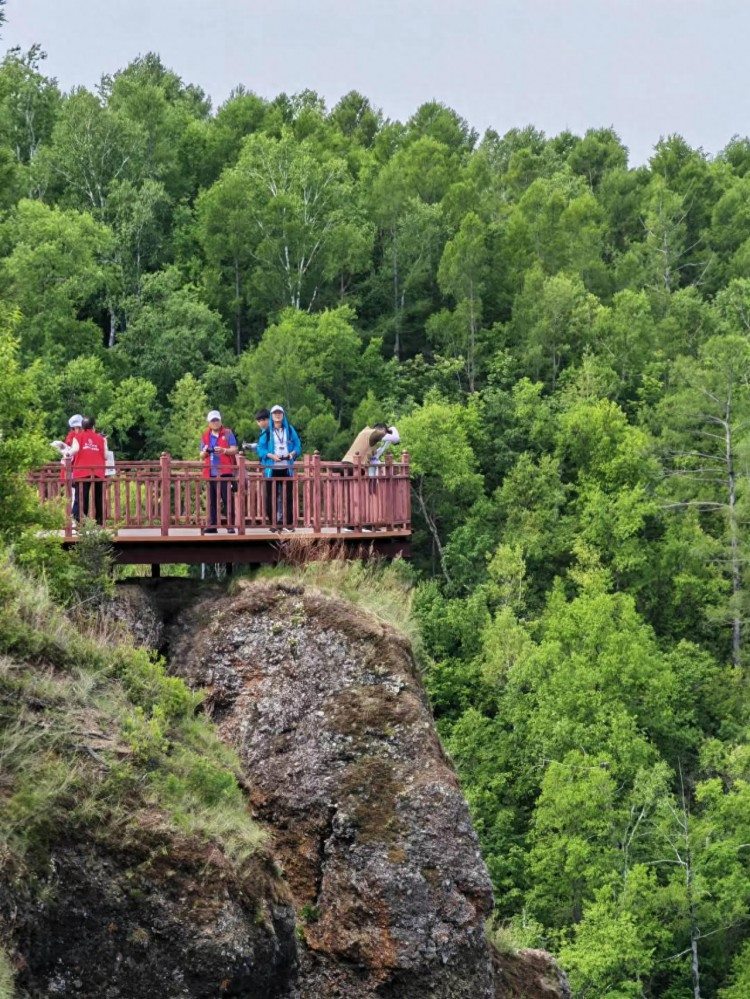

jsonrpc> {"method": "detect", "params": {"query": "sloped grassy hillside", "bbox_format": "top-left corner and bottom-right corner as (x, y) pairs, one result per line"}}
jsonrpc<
(0, 555), (296, 998)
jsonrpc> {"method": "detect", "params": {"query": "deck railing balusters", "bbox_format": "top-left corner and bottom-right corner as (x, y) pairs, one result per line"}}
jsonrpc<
(29, 456), (410, 537)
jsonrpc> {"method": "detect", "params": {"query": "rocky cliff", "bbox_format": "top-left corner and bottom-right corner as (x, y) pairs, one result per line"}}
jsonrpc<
(166, 576), (570, 999)
(1, 569), (569, 998)
(168, 578), (495, 998)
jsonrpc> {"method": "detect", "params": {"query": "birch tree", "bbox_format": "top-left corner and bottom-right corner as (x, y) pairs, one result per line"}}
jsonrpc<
(0, 46), (60, 166)
(370, 136), (456, 357)
(32, 88), (146, 212)
(199, 130), (364, 320)
(510, 267), (601, 389)
(196, 167), (255, 353)
(430, 211), (488, 392)
(658, 334), (750, 668)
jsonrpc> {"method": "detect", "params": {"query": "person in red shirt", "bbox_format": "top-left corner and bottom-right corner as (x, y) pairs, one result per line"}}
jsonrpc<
(70, 417), (107, 526)
(200, 410), (238, 533)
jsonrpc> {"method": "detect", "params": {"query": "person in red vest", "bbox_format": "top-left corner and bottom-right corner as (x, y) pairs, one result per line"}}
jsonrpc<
(200, 410), (238, 533)
(69, 416), (107, 526)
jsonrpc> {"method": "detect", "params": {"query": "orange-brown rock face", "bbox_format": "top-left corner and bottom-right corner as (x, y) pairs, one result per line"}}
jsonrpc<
(169, 579), (497, 998)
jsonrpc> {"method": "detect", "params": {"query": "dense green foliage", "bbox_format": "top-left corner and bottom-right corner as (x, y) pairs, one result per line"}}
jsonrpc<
(2, 33), (750, 995)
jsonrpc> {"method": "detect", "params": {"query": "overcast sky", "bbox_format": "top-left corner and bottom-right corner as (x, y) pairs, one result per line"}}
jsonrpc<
(3, 0), (748, 166)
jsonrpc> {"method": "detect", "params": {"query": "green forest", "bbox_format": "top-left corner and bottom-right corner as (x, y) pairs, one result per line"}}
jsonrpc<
(4, 14), (750, 996)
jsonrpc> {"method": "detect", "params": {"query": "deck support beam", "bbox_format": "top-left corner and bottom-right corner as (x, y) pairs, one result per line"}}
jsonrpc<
(62, 534), (411, 566)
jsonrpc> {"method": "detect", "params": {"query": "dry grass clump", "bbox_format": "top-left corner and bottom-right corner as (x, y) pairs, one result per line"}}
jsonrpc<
(484, 913), (545, 956)
(249, 541), (419, 649)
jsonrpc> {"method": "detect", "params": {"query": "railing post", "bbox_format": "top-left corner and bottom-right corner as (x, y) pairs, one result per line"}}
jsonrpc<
(401, 451), (411, 528)
(312, 451), (322, 534)
(236, 453), (246, 535)
(384, 452), (394, 530)
(64, 456), (73, 538)
(302, 453), (311, 529)
(160, 452), (171, 537)
(355, 454), (365, 530)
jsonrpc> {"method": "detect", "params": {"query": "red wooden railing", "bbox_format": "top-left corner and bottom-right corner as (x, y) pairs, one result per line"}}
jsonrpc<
(28, 453), (411, 539)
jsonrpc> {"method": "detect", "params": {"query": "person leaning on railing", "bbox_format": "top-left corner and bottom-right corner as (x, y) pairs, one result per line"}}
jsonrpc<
(339, 423), (401, 530)
(368, 424), (400, 475)
(342, 423), (399, 468)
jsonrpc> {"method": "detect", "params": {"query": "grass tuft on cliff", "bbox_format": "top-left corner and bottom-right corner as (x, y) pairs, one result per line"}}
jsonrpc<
(0, 552), (264, 883)
(246, 547), (420, 649)
(0, 948), (13, 999)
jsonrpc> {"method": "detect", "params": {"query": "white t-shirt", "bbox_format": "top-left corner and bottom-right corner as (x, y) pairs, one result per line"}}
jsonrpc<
(372, 427), (400, 464)
(272, 426), (289, 458)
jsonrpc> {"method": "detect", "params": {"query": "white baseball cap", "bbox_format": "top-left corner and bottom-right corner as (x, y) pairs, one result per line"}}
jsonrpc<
(206, 410), (222, 422)
(270, 405), (285, 414)
(68, 414), (83, 428)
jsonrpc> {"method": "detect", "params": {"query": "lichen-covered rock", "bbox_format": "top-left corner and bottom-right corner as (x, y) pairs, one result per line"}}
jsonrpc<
(110, 579), (225, 650)
(108, 581), (165, 648)
(2, 832), (298, 998)
(492, 947), (572, 998)
(168, 579), (496, 998)
(4, 573), (569, 998)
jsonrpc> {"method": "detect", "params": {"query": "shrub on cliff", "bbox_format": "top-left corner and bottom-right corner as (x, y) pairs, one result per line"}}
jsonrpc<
(0, 553), (264, 883)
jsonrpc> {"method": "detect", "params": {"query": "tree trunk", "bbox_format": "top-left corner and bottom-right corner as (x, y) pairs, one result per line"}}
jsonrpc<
(414, 480), (451, 586)
(724, 406), (742, 668)
(107, 307), (116, 349)
(690, 931), (701, 999)
(684, 825), (702, 999)
(679, 764), (702, 999)
(135, 238), (142, 299)
(468, 285), (477, 393)
(392, 231), (401, 360)
(234, 260), (242, 356)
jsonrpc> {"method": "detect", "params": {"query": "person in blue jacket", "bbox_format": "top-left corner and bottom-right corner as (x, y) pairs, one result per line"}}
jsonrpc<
(256, 404), (302, 531)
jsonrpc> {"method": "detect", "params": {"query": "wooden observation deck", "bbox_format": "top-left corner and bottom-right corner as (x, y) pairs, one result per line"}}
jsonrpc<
(29, 453), (411, 568)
